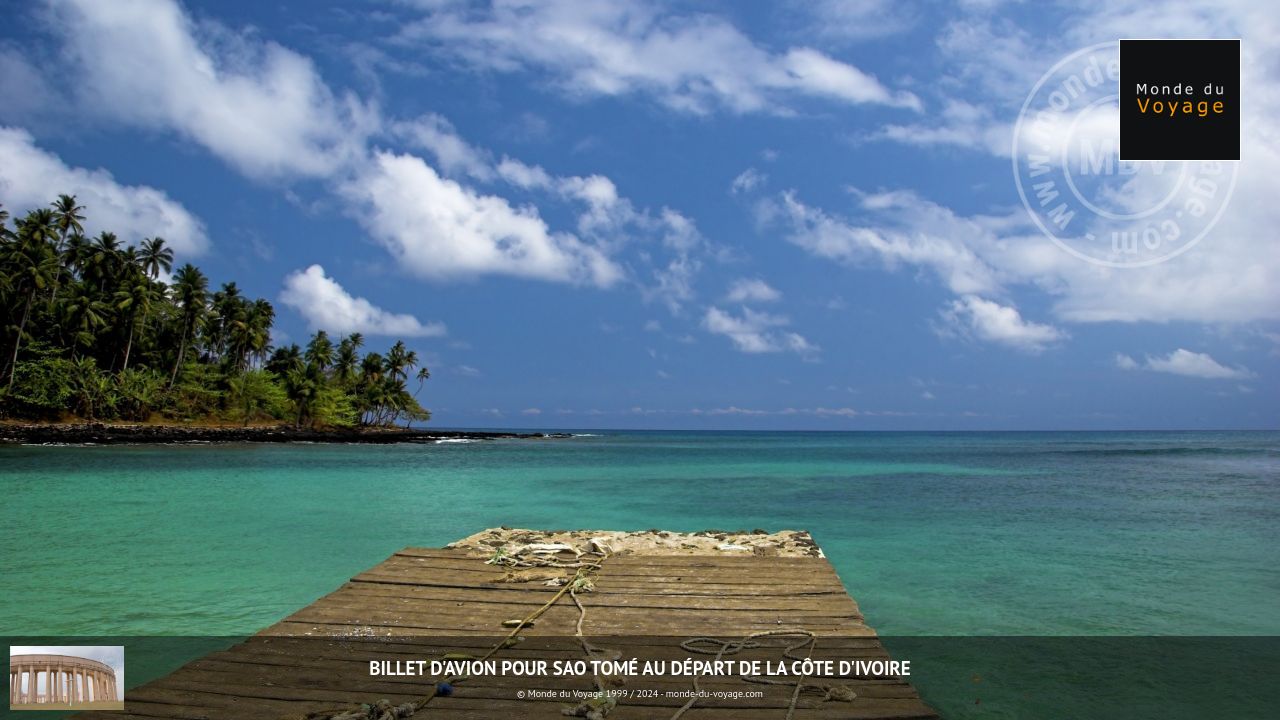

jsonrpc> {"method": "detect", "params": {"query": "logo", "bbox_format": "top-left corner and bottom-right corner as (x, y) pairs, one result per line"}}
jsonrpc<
(1013, 41), (1238, 267)
(1120, 39), (1240, 161)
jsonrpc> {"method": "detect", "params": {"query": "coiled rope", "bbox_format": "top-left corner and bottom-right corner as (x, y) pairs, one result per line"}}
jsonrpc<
(669, 630), (857, 720)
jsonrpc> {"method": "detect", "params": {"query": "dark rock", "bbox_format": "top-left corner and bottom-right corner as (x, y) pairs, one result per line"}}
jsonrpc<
(0, 423), (563, 446)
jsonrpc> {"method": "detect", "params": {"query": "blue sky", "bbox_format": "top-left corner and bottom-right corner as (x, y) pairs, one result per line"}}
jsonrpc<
(0, 0), (1275, 430)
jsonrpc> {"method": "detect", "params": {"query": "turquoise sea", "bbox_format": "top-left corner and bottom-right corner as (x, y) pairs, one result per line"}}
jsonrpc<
(2, 430), (1278, 717)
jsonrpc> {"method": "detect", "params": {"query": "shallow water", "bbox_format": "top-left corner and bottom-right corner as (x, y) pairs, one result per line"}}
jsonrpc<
(2, 430), (1277, 716)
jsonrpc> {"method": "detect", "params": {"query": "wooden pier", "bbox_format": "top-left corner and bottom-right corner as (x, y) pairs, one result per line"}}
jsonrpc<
(74, 530), (938, 719)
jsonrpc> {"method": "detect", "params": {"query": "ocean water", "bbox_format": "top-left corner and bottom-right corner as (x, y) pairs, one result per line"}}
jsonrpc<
(2, 431), (1277, 717)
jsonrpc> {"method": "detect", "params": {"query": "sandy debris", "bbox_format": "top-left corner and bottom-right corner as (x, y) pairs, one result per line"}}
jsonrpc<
(446, 527), (824, 559)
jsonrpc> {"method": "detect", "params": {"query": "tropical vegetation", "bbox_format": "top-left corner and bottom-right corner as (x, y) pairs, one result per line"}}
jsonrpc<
(0, 194), (430, 427)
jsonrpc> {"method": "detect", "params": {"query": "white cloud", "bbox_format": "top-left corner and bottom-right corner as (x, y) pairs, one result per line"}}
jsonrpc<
(693, 406), (879, 418)
(780, 190), (1000, 296)
(279, 264), (446, 337)
(782, 332), (819, 355)
(725, 278), (781, 303)
(703, 306), (818, 356)
(37, 0), (711, 303)
(939, 295), (1066, 353)
(395, 0), (919, 115)
(777, 183), (1280, 326)
(0, 126), (207, 255)
(779, 48), (920, 110)
(47, 0), (373, 180)
(830, 0), (1280, 332)
(0, 44), (53, 124)
(394, 113), (493, 180)
(788, 0), (916, 41)
(868, 99), (1012, 155)
(341, 150), (623, 286)
(1119, 348), (1255, 380)
(700, 406), (770, 416)
(730, 168), (766, 194)
(521, 407), (542, 415)
(492, 156), (711, 308)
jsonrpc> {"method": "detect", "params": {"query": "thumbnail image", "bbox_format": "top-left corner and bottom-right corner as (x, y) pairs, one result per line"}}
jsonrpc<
(9, 646), (123, 711)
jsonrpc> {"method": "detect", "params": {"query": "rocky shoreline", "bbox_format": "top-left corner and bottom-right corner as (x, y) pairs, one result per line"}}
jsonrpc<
(0, 422), (571, 445)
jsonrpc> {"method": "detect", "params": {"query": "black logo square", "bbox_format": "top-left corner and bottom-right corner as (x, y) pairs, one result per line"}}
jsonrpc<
(1120, 39), (1240, 161)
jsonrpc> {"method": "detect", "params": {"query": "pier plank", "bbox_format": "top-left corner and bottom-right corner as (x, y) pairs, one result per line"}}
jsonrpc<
(74, 543), (938, 720)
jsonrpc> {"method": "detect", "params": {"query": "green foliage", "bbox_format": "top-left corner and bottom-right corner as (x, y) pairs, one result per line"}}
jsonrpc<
(166, 362), (223, 420)
(68, 357), (115, 420)
(227, 370), (289, 425)
(311, 383), (357, 428)
(0, 193), (433, 427)
(5, 351), (75, 419)
(114, 368), (165, 421)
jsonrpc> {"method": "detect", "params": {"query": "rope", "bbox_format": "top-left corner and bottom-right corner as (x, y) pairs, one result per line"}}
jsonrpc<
(669, 630), (857, 720)
(295, 548), (610, 720)
(561, 583), (618, 719)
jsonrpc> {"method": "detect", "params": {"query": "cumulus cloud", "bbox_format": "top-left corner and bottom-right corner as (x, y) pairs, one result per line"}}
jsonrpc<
(46, 0), (373, 179)
(341, 151), (623, 286)
(776, 182), (1280, 326)
(703, 306), (817, 356)
(730, 168), (766, 194)
(1118, 348), (1255, 380)
(725, 278), (781, 303)
(393, 0), (919, 114)
(822, 0), (1280, 334)
(0, 126), (207, 255)
(780, 190), (1000, 296)
(393, 113), (493, 181)
(493, 157), (712, 309)
(939, 295), (1067, 353)
(1114, 353), (1139, 370)
(279, 264), (446, 337)
(31, 0), (709, 297)
(367, 129), (710, 300)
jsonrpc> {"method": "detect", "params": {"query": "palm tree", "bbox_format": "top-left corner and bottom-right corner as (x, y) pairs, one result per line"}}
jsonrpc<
(113, 270), (155, 371)
(138, 237), (174, 280)
(61, 286), (109, 359)
(244, 299), (275, 370)
(63, 233), (92, 277)
(169, 263), (208, 386)
(385, 340), (418, 382)
(88, 231), (122, 284)
(51, 194), (85, 248)
(414, 366), (430, 397)
(49, 194), (85, 297)
(333, 335), (361, 387)
(304, 330), (334, 372)
(208, 282), (242, 364)
(4, 210), (59, 389)
(283, 366), (319, 428)
(266, 343), (303, 377)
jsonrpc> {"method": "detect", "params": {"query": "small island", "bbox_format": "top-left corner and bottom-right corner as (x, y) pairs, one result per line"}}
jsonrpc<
(0, 193), (512, 443)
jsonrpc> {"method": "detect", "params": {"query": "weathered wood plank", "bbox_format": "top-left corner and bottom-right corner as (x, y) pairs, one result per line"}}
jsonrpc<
(74, 542), (936, 720)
